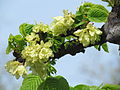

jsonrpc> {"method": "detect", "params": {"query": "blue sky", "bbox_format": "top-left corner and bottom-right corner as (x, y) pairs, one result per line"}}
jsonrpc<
(0, 0), (120, 90)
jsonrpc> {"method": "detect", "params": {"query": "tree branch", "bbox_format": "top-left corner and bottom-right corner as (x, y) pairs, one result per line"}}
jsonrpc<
(53, 5), (120, 59)
(17, 5), (120, 62)
(53, 25), (107, 59)
(103, 5), (120, 44)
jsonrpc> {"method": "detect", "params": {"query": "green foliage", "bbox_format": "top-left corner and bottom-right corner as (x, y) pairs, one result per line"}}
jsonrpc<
(20, 74), (120, 90)
(94, 43), (109, 53)
(19, 23), (34, 37)
(87, 3), (109, 23)
(94, 45), (101, 51)
(38, 76), (69, 90)
(70, 87), (74, 90)
(102, 43), (109, 52)
(6, 43), (12, 54)
(20, 74), (42, 90)
(47, 64), (57, 76)
(74, 21), (87, 28)
(87, 8), (108, 22)
(50, 36), (65, 53)
(93, 4), (108, 13)
(102, 84), (120, 89)
(74, 2), (109, 27)
(6, 34), (14, 54)
(70, 84), (120, 90)
(6, 34), (26, 54)
(72, 84), (90, 90)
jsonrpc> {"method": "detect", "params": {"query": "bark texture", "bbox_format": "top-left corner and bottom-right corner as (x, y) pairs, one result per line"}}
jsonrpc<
(104, 5), (120, 44)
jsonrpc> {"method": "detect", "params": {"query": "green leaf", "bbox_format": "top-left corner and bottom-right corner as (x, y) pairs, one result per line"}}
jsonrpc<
(14, 35), (25, 44)
(14, 35), (26, 51)
(66, 36), (72, 41)
(75, 15), (83, 22)
(8, 34), (14, 42)
(83, 2), (94, 7)
(102, 84), (120, 90)
(94, 45), (101, 51)
(76, 11), (82, 16)
(6, 34), (27, 54)
(92, 4), (109, 13)
(70, 87), (74, 90)
(6, 43), (12, 54)
(50, 36), (65, 53)
(19, 23), (34, 37)
(74, 21), (86, 28)
(47, 64), (57, 75)
(38, 76), (70, 90)
(89, 87), (99, 90)
(72, 84), (106, 90)
(14, 35), (23, 41)
(6, 34), (15, 54)
(87, 8), (108, 22)
(20, 74), (42, 90)
(102, 43), (109, 52)
(74, 84), (89, 90)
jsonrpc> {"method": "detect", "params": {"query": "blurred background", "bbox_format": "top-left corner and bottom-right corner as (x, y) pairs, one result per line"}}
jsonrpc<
(0, 0), (120, 90)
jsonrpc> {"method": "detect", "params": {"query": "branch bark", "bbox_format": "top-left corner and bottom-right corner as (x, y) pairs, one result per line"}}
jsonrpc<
(103, 5), (120, 44)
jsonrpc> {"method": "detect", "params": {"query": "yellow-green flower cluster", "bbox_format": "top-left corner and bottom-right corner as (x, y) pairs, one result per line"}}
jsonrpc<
(74, 23), (102, 47)
(51, 10), (75, 36)
(32, 22), (50, 33)
(21, 40), (53, 63)
(22, 41), (54, 63)
(25, 32), (40, 43)
(21, 40), (53, 79)
(22, 44), (41, 63)
(39, 41), (53, 60)
(5, 61), (27, 79)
